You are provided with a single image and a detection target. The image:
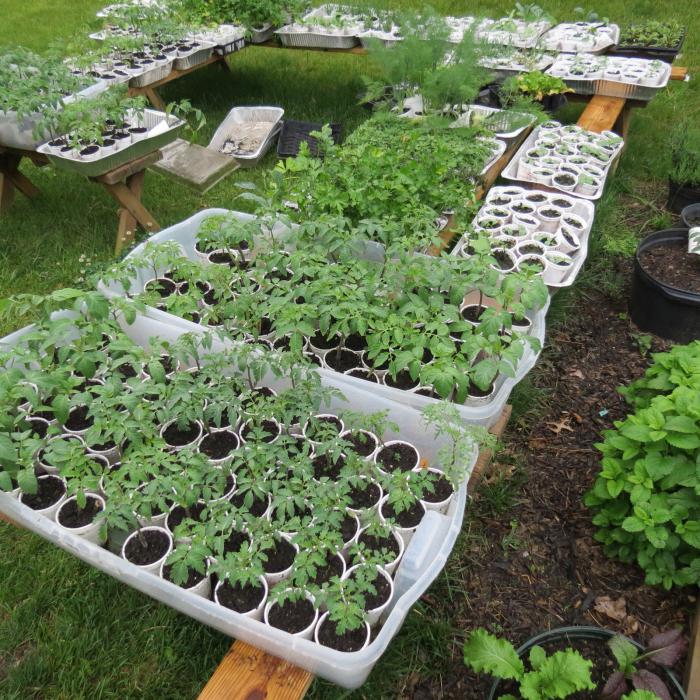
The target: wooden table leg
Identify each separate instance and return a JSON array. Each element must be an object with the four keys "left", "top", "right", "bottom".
[
  {"left": 614, "top": 103, "right": 632, "bottom": 141},
  {"left": 102, "top": 169, "right": 160, "bottom": 255}
]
